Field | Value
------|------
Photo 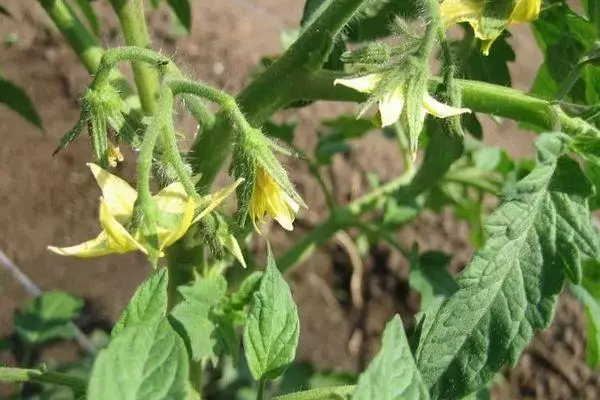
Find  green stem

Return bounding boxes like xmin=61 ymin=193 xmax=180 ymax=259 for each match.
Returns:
xmin=273 ymin=386 xmax=355 ymax=400
xmin=297 ymin=71 xmax=599 ymax=137
xmin=0 ymin=367 xmax=87 ymax=392
xmin=277 ymin=168 xmax=416 ymax=272
xmin=417 ymin=0 xmax=442 ymax=60
xmin=37 ymin=0 xmax=103 ymax=73
xmin=162 ymin=101 xmax=199 ymax=198
xmin=109 ymin=0 xmax=160 ymax=114
xmin=167 ymin=80 xmax=254 ymax=134
xmin=189 ymin=0 xmax=370 ymax=189
xmin=392 ymin=122 xmax=413 ymax=171
xmin=256 ymin=378 xmax=267 ymax=400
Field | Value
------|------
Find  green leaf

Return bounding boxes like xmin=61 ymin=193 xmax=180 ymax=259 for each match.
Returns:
xmin=415 ymin=133 xmax=600 ymax=400
xmin=316 ymin=117 xmax=374 ymax=165
xmin=409 ymin=251 xmax=458 ymax=311
xmin=454 ymin=29 xmax=514 ymax=87
xmin=532 ymin=4 xmax=599 ymax=103
xmin=15 ymin=291 xmax=83 ymax=346
xmin=227 ymin=272 xmax=263 ymax=311
xmin=354 ymin=315 xmax=430 ymax=400
xmin=570 ymin=284 xmax=600 ymax=368
xmin=74 ymin=0 xmax=100 ymax=37
xmin=166 ymin=0 xmax=191 ymax=32
xmin=170 ymin=275 xmax=231 ymax=362
xmin=88 ymin=318 xmax=189 ymax=400
xmin=112 ymin=268 xmax=169 ymax=338
xmin=243 ymin=248 xmax=299 ymax=381
xmin=0 ymin=77 xmax=42 ymax=130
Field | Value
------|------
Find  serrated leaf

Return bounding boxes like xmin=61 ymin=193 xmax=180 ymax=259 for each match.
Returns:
xmin=228 ymin=272 xmax=263 ymax=311
xmin=74 ymin=0 xmax=100 ymax=37
xmin=243 ymin=248 xmax=299 ymax=381
xmin=166 ymin=0 xmax=191 ymax=32
xmin=532 ymin=4 xmax=599 ymax=104
xmin=112 ymin=269 xmax=169 ymax=338
xmin=0 ymin=77 xmax=42 ymax=130
xmin=15 ymin=291 xmax=83 ymax=346
xmin=409 ymin=251 xmax=458 ymax=311
xmin=170 ymin=275 xmax=230 ymax=362
xmin=454 ymin=29 xmax=514 ymax=87
xmin=354 ymin=315 xmax=430 ymax=400
xmin=88 ymin=318 xmax=189 ymax=400
xmin=415 ymin=133 xmax=600 ymax=400
xmin=570 ymin=284 xmax=600 ymax=368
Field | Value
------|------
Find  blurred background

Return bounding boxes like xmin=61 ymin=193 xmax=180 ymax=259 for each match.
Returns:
xmin=0 ymin=0 xmax=599 ymax=398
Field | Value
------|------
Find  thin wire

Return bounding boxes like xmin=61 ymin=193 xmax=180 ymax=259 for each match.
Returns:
xmin=0 ymin=249 xmax=97 ymax=356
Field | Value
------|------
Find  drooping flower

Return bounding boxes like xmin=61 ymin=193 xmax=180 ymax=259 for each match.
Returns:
xmin=250 ymin=166 xmax=300 ymax=232
xmin=48 ymin=163 xmax=241 ymax=258
xmin=334 ymin=74 xmax=470 ymax=128
xmin=440 ymin=0 xmax=541 ymax=55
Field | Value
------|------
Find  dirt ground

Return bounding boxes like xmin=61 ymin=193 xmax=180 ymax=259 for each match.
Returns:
xmin=0 ymin=0 xmax=599 ymax=399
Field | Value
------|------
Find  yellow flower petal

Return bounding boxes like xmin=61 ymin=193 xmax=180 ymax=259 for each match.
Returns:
xmin=334 ymin=74 xmax=381 ymax=94
xmin=422 ymin=93 xmax=471 ymax=118
xmin=88 ymin=163 xmax=137 ymax=223
xmin=192 ymin=178 xmax=244 ymax=224
xmin=510 ymin=0 xmax=541 ymax=23
xmin=250 ymin=168 xmax=300 ymax=232
xmin=159 ymin=196 xmax=196 ymax=250
xmin=99 ymin=198 xmax=146 ymax=254
xmin=440 ymin=0 xmax=482 ymax=28
xmin=154 ymin=182 xmax=189 ymax=214
xmin=379 ymin=87 xmax=405 ymax=127
xmin=47 ymin=232 xmax=113 ymax=258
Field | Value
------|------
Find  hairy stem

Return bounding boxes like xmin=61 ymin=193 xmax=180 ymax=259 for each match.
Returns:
xmin=37 ymin=0 xmax=102 ymax=73
xmin=109 ymin=0 xmax=160 ymax=114
xmin=0 ymin=367 xmax=87 ymax=392
xmin=189 ymin=0 xmax=370 ymax=189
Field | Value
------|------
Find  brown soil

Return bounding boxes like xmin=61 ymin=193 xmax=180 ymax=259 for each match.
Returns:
xmin=0 ymin=1 xmax=598 ymax=399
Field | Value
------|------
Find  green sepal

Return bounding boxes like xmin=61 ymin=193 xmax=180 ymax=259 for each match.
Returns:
xmin=403 ymin=67 xmax=429 ymax=155
xmin=340 ymin=42 xmax=391 ymax=65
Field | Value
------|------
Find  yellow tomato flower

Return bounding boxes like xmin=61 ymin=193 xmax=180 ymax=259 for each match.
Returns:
xmin=250 ymin=167 xmax=300 ymax=232
xmin=440 ymin=0 xmax=541 ymax=55
xmin=48 ymin=163 xmax=241 ymax=258
xmin=334 ymin=74 xmax=470 ymax=127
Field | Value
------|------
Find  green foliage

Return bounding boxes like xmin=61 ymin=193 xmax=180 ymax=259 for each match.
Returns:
xmin=570 ymin=283 xmax=600 ymax=368
xmin=415 ymin=133 xmax=600 ymax=399
xmin=243 ymin=249 xmax=299 ymax=381
xmin=170 ymin=275 xmax=236 ymax=362
xmin=7 ymin=0 xmax=600 ymax=399
xmin=0 ymin=76 xmax=43 ymax=130
xmin=88 ymin=318 xmax=189 ymax=400
xmin=166 ymin=0 xmax=191 ymax=32
xmin=112 ymin=268 xmax=169 ymax=337
xmin=74 ymin=0 xmax=100 ymax=37
xmin=409 ymin=250 xmax=458 ymax=310
xmin=15 ymin=291 xmax=83 ymax=346
xmin=354 ymin=315 xmax=430 ymax=400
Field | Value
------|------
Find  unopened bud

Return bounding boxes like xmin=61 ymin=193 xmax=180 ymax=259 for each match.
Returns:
xmin=341 ymin=43 xmax=391 ymax=65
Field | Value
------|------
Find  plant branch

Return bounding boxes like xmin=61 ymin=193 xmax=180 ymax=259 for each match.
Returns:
xmin=108 ymin=0 xmax=160 ymax=114
xmin=273 ymin=386 xmax=355 ymax=400
xmin=0 ymin=366 xmax=87 ymax=392
xmin=277 ymin=168 xmax=416 ymax=272
xmin=296 ymin=71 xmax=600 ymax=137
xmin=189 ymin=0 xmax=370 ymax=189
